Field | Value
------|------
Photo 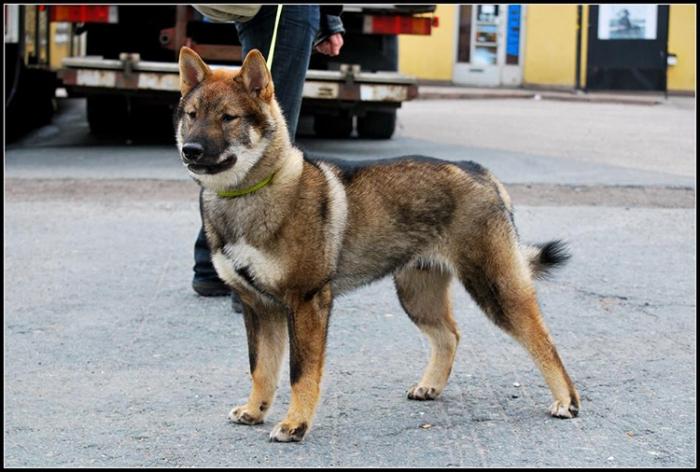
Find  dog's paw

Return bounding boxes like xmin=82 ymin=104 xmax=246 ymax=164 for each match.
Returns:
xmin=549 ymin=399 xmax=580 ymax=419
xmin=269 ymin=420 xmax=308 ymax=442
xmin=407 ymin=384 xmax=440 ymax=401
xmin=228 ymin=404 xmax=264 ymax=425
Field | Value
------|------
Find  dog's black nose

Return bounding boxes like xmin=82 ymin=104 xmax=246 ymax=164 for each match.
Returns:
xmin=182 ymin=143 xmax=204 ymax=162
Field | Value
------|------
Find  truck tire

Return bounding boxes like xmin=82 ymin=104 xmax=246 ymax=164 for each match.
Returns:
xmin=6 ymin=43 xmax=56 ymax=142
xmin=131 ymin=102 xmax=177 ymax=141
xmin=87 ymin=96 xmax=175 ymax=141
xmin=357 ymin=110 xmax=396 ymax=139
xmin=313 ymin=113 xmax=353 ymax=139
xmin=87 ymin=96 xmax=128 ymax=136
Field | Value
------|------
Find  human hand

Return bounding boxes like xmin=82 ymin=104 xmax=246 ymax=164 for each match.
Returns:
xmin=315 ymin=33 xmax=344 ymax=56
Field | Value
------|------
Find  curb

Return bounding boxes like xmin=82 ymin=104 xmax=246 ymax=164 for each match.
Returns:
xmin=418 ymin=91 xmax=534 ymax=101
xmin=417 ymin=88 xmax=664 ymax=106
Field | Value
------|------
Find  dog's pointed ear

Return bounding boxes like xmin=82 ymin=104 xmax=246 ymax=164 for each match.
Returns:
xmin=179 ymin=47 xmax=211 ymax=96
xmin=239 ymin=49 xmax=274 ymax=101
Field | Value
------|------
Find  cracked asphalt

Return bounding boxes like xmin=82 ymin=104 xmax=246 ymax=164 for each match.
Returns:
xmin=4 ymin=97 xmax=696 ymax=467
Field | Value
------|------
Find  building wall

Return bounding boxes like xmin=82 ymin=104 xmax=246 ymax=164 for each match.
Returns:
xmin=522 ymin=5 xmax=578 ymax=88
xmin=398 ymin=4 xmax=456 ymax=81
xmin=667 ymin=4 xmax=696 ymax=92
xmin=398 ymin=4 xmax=694 ymax=93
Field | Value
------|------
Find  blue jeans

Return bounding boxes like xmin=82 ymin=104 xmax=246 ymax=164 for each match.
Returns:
xmin=193 ymin=5 xmax=320 ymax=283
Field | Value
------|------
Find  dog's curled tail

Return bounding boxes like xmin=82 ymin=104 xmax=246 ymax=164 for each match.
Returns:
xmin=523 ymin=240 xmax=571 ymax=279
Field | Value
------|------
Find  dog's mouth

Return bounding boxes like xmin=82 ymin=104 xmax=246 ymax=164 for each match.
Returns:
xmin=186 ymin=154 xmax=238 ymax=175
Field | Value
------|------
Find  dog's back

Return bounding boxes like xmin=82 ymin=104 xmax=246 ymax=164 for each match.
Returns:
xmin=303 ymin=155 xmax=515 ymax=292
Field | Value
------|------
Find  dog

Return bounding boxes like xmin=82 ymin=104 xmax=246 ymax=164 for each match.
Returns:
xmin=176 ymin=47 xmax=580 ymax=442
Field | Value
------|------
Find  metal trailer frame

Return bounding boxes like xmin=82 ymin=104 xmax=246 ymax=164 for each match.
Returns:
xmin=59 ymin=56 xmax=419 ymax=108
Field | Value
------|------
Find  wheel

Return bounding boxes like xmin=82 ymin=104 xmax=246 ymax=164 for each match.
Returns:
xmin=313 ymin=113 xmax=353 ymax=139
xmin=356 ymin=110 xmax=396 ymax=139
xmin=6 ymin=43 xmax=56 ymax=142
xmin=87 ymin=95 xmax=128 ymax=136
xmin=129 ymin=100 xmax=177 ymax=142
xmin=87 ymin=96 xmax=175 ymax=141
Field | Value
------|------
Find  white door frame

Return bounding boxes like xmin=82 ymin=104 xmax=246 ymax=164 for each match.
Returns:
xmin=452 ymin=4 xmax=525 ymax=87
xmin=501 ymin=4 xmax=526 ymax=87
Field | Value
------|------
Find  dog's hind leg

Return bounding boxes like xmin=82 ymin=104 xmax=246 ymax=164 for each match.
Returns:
xmin=458 ymin=232 xmax=580 ymax=418
xmin=229 ymin=301 xmax=287 ymax=425
xmin=395 ymin=265 xmax=460 ymax=401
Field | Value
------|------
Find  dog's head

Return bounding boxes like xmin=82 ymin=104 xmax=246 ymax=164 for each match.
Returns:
xmin=175 ymin=47 xmax=284 ymax=190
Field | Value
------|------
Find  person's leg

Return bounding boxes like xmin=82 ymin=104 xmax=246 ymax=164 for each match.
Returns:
xmin=192 ymin=6 xmax=320 ymax=303
xmin=235 ymin=5 xmax=320 ymax=139
xmin=193 ymin=188 xmax=230 ymax=297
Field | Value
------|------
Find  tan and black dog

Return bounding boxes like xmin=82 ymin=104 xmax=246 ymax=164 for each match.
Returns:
xmin=176 ymin=47 xmax=580 ymax=442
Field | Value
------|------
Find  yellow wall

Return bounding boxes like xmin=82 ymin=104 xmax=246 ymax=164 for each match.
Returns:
xmin=523 ymin=5 xmax=578 ymax=87
xmin=667 ymin=4 xmax=696 ymax=92
xmin=398 ymin=4 xmax=456 ymax=81
xmin=400 ymin=4 xmax=695 ymax=91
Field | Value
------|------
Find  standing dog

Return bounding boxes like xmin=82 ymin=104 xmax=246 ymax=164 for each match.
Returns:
xmin=176 ymin=47 xmax=580 ymax=442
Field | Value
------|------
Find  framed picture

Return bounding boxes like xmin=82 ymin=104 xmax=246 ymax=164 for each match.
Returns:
xmin=598 ymin=4 xmax=658 ymax=40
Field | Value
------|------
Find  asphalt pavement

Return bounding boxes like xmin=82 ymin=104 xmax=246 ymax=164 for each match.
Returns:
xmin=4 ymin=97 xmax=696 ymax=467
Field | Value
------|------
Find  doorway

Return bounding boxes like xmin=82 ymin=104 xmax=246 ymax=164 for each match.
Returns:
xmin=586 ymin=5 xmax=669 ymax=91
xmin=453 ymin=4 xmax=524 ymax=87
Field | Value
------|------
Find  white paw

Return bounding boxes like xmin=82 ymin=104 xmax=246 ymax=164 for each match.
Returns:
xmin=269 ymin=421 xmax=308 ymax=442
xmin=549 ymin=400 xmax=579 ymax=418
xmin=228 ymin=405 xmax=263 ymax=425
xmin=407 ymin=384 xmax=441 ymax=401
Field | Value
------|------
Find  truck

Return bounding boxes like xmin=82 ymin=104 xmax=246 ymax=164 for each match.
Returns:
xmin=5 ymin=4 xmax=437 ymax=142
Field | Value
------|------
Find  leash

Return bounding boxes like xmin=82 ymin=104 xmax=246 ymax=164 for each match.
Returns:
xmin=266 ymin=4 xmax=283 ymax=69
xmin=217 ymin=6 xmax=282 ymax=199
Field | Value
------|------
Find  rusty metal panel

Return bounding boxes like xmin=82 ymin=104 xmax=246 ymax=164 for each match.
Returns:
xmin=70 ymin=69 xmax=181 ymax=92
xmin=359 ymin=84 xmax=408 ymax=102
xmin=62 ymin=59 xmax=418 ymax=102
xmin=191 ymin=44 xmax=242 ymax=62
xmin=115 ymin=74 xmax=139 ymax=90
xmin=62 ymin=57 xmax=417 ymax=85
xmin=174 ymin=5 xmax=188 ymax=61
xmin=337 ymin=83 xmax=361 ymax=101
xmin=75 ymin=69 xmax=116 ymax=88
xmin=137 ymin=73 xmax=181 ymax=91
xmin=58 ymin=68 xmax=77 ymax=85
xmin=302 ymin=81 xmax=339 ymax=100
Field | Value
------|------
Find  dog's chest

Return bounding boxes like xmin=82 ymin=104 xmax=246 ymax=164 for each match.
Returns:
xmin=211 ymin=238 xmax=283 ymax=299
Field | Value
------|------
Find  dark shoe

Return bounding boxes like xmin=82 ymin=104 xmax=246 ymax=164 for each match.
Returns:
xmin=192 ymin=277 xmax=231 ymax=297
xmin=231 ymin=292 xmax=243 ymax=314
xmin=193 ymin=223 xmax=230 ymax=296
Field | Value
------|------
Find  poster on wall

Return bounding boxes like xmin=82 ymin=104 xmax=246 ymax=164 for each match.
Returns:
xmin=598 ymin=4 xmax=658 ymax=40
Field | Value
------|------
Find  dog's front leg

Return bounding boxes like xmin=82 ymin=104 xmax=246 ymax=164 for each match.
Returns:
xmin=229 ymin=301 xmax=287 ymax=425
xmin=270 ymin=285 xmax=333 ymax=442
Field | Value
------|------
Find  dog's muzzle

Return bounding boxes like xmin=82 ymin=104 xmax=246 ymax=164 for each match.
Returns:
xmin=182 ymin=143 xmax=237 ymax=174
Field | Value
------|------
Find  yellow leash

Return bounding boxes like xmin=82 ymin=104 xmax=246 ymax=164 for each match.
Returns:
xmin=266 ymin=4 xmax=283 ymax=69
xmin=217 ymin=6 xmax=282 ymax=199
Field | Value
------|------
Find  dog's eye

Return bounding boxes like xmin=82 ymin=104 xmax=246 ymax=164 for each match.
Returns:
xmin=222 ymin=114 xmax=239 ymax=123
xmin=187 ymin=111 xmax=196 ymax=119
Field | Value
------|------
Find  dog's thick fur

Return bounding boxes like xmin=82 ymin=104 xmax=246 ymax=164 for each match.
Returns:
xmin=176 ymin=47 xmax=580 ymax=442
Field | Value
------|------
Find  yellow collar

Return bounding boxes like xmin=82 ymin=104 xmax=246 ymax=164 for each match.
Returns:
xmin=216 ymin=172 xmax=275 ymax=198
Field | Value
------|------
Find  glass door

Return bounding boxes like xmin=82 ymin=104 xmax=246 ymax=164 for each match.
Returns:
xmin=453 ymin=4 xmax=523 ymax=87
